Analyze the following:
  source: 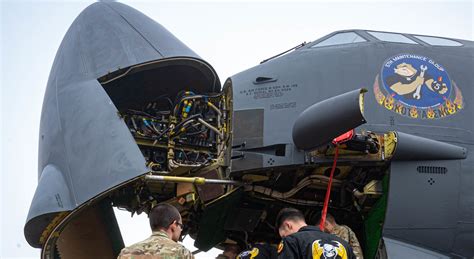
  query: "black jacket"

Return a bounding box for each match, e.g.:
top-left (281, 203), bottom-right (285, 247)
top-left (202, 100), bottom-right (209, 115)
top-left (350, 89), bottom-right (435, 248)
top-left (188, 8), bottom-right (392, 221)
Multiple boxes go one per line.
top-left (278, 226), bottom-right (355, 259)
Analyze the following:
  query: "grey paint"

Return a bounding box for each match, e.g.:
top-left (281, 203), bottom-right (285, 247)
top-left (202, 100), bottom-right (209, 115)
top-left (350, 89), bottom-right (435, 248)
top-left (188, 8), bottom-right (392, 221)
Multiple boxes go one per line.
top-left (24, 165), bottom-right (75, 245)
top-left (393, 132), bottom-right (467, 161)
top-left (56, 79), bottom-right (147, 204)
top-left (292, 88), bottom-right (366, 150)
top-left (384, 237), bottom-right (450, 259)
top-left (233, 109), bottom-right (264, 149)
top-left (25, 2), bottom-right (220, 248)
top-left (27, 165), bottom-right (74, 217)
top-left (385, 160), bottom-right (461, 253)
top-left (231, 152), bottom-right (264, 172)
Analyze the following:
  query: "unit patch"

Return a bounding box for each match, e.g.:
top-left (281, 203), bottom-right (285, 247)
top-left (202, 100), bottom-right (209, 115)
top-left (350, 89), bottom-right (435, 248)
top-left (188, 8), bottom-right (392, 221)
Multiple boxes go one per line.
top-left (277, 241), bottom-right (284, 254)
top-left (373, 54), bottom-right (464, 119)
top-left (312, 240), bottom-right (348, 259)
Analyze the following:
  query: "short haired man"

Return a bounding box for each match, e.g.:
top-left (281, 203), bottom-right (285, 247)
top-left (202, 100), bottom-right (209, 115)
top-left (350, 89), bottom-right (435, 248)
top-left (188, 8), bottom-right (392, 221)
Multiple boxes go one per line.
top-left (276, 208), bottom-right (355, 259)
top-left (118, 203), bottom-right (194, 259)
top-left (319, 213), bottom-right (364, 259)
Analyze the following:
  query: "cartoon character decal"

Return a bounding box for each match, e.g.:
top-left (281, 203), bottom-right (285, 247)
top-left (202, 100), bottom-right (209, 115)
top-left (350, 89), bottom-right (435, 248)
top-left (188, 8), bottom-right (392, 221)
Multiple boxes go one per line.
top-left (312, 240), bottom-right (348, 259)
top-left (374, 54), bottom-right (464, 119)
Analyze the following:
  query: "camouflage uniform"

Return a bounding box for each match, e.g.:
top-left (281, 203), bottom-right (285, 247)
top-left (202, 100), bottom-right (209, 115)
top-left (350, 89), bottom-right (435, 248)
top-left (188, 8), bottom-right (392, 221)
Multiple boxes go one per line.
top-left (117, 230), bottom-right (194, 259)
top-left (331, 224), bottom-right (364, 259)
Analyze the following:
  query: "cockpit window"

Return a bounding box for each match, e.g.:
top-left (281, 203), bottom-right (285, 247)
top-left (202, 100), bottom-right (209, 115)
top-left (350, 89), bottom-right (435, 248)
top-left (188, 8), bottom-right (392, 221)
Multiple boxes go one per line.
top-left (312, 32), bottom-right (367, 48)
top-left (414, 35), bottom-right (463, 46)
top-left (367, 31), bottom-right (418, 44)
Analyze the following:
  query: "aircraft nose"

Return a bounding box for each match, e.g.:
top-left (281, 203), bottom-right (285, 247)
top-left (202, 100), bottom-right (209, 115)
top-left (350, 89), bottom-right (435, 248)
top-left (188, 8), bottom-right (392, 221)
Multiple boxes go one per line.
top-left (53, 1), bottom-right (198, 82)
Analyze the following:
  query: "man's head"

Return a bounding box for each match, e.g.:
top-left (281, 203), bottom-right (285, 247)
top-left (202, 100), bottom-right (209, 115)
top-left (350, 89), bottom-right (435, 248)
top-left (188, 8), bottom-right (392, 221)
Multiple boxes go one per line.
top-left (275, 208), bottom-right (307, 238)
top-left (318, 213), bottom-right (337, 233)
top-left (149, 203), bottom-right (183, 242)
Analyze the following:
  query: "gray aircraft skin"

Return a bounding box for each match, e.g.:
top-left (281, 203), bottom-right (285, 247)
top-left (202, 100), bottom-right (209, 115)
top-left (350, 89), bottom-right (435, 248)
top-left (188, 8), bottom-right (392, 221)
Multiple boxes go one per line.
top-left (24, 2), bottom-right (473, 259)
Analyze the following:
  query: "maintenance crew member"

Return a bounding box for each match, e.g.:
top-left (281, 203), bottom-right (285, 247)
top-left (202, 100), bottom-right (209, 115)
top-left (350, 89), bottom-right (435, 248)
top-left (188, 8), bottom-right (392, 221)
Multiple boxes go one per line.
top-left (319, 213), bottom-right (364, 259)
top-left (117, 203), bottom-right (194, 259)
top-left (276, 208), bottom-right (355, 259)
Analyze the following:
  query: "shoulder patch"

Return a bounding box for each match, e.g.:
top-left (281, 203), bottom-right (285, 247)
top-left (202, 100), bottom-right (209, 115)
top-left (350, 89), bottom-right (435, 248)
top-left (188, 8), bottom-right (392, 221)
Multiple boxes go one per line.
top-left (312, 239), bottom-right (348, 259)
top-left (237, 247), bottom-right (260, 259)
top-left (277, 241), bottom-right (284, 254)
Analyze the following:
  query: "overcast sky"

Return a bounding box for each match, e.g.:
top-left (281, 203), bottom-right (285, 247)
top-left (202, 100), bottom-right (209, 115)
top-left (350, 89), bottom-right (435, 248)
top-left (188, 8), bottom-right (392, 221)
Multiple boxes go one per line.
top-left (1, 0), bottom-right (473, 258)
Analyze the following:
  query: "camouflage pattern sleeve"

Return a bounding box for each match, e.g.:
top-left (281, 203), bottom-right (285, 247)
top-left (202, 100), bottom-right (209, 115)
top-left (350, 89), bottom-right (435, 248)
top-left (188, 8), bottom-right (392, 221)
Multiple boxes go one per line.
top-left (117, 245), bottom-right (194, 259)
top-left (343, 226), bottom-right (364, 259)
top-left (331, 225), bottom-right (364, 259)
top-left (117, 234), bottom-right (195, 259)
top-left (179, 244), bottom-right (195, 259)
top-left (332, 225), bottom-right (350, 243)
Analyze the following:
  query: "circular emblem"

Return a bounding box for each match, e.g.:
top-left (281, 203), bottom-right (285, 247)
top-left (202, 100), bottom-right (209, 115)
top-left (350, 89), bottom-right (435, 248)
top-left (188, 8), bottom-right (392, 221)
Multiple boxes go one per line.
top-left (374, 53), bottom-right (464, 119)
